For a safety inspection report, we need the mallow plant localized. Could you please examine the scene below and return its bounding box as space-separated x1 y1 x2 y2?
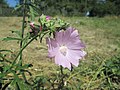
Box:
0 0 86 90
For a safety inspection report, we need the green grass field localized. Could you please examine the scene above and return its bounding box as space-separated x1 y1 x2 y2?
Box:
0 16 120 89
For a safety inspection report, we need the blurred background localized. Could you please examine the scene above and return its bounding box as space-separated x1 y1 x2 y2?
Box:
0 0 120 17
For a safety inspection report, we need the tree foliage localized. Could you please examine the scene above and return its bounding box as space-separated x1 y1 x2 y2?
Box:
0 0 9 8
1 0 120 17
30 0 119 17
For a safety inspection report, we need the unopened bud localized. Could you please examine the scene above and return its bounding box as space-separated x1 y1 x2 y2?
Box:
46 16 51 21
30 22 34 27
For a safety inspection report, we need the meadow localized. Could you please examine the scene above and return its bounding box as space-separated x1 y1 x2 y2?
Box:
0 16 120 89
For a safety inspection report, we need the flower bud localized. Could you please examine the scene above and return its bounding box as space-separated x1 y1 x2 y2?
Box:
46 16 51 21
30 22 34 27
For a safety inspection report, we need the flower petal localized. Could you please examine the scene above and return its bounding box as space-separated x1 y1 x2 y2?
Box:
67 55 79 67
62 27 75 44
67 49 86 60
66 39 85 50
46 37 58 57
46 26 86 70
55 51 71 70
63 27 85 49
55 31 64 45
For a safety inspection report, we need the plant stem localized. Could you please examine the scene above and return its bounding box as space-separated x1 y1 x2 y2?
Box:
11 34 39 68
60 65 64 76
16 82 20 90
20 0 26 66
19 0 27 84
58 66 64 89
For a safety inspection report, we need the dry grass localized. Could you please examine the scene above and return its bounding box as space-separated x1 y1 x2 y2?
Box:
0 16 120 73
0 16 120 89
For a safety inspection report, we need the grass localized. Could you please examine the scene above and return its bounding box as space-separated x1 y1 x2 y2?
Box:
0 16 120 89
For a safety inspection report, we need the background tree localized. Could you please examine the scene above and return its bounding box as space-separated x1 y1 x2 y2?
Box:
1 0 120 17
0 0 14 16
0 0 9 8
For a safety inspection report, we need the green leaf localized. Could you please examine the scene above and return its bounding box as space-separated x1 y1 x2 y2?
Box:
29 5 35 21
22 34 30 46
18 80 30 90
10 71 31 90
3 64 11 72
0 49 12 53
30 4 40 15
2 37 22 41
29 4 39 21
13 4 22 12
15 64 32 71
11 30 21 37
0 73 5 78
0 52 12 63
40 14 47 24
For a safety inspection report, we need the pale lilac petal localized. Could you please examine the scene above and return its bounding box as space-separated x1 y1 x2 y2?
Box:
67 49 86 60
46 26 86 70
66 32 85 49
62 27 75 44
55 51 71 70
66 39 85 50
55 31 64 45
80 50 87 57
66 27 75 33
67 55 79 67
66 50 86 67
65 27 79 39
70 29 79 38
64 27 85 49
46 38 58 57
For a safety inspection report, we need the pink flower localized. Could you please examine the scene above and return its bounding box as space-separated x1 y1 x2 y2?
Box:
46 16 51 21
29 29 33 32
46 27 86 70
30 22 34 27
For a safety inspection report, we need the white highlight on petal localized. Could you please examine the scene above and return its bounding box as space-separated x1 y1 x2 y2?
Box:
59 45 68 56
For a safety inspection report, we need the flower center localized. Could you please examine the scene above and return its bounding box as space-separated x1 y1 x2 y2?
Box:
59 45 67 56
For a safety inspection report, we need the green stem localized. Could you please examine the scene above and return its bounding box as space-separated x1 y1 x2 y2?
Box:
19 0 27 84
3 34 40 85
20 0 26 66
16 82 20 90
60 65 64 76
61 66 64 87
11 34 39 85
58 66 64 89
10 34 39 68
